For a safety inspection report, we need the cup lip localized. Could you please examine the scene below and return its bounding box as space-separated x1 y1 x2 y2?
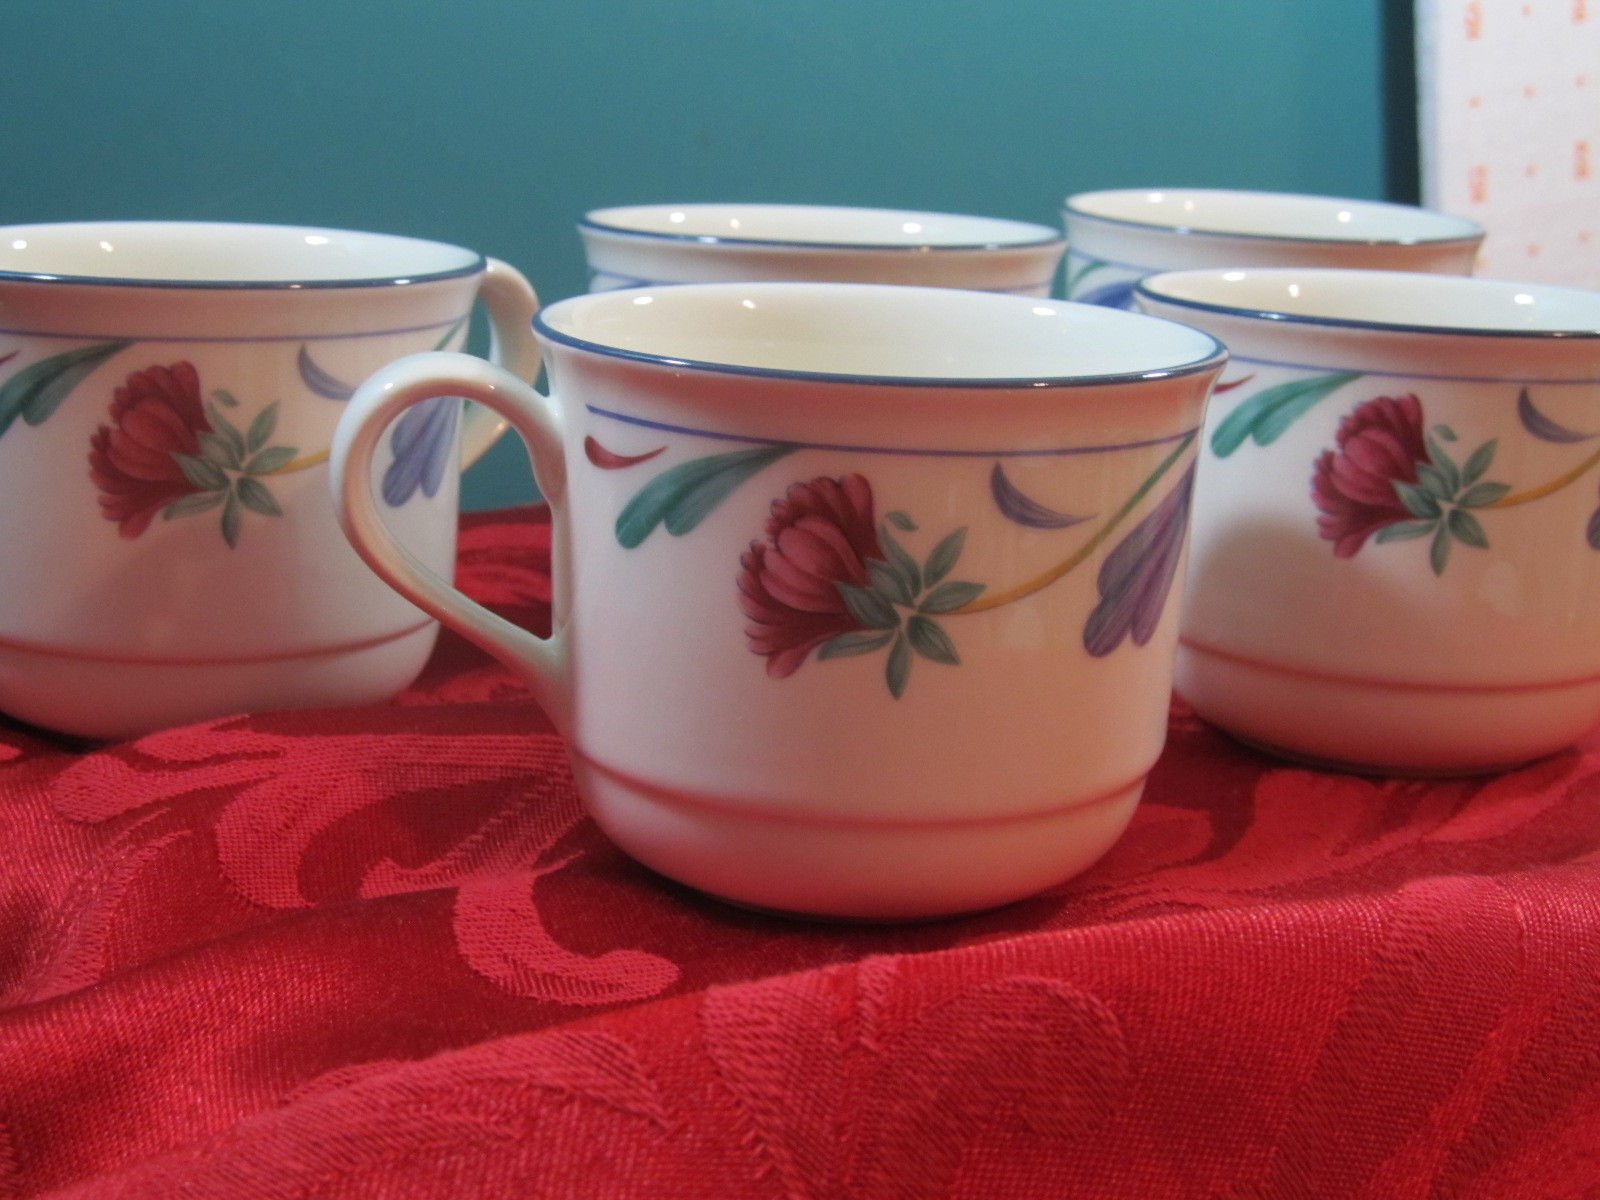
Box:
534 282 1228 390
0 221 487 290
578 204 1066 253
1063 188 1485 248
1136 269 1600 341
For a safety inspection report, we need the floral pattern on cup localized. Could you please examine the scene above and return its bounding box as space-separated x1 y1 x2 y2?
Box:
89 362 300 546
595 424 1202 697
1209 367 1600 577
738 475 983 697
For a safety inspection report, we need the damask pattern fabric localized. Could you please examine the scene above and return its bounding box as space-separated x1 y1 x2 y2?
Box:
1 506 1596 1198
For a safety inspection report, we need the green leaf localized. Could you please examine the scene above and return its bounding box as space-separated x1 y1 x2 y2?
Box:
837 582 900 630
1426 435 1460 494
1064 256 1109 295
246 402 278 454
1416 463 1454 501
880 528 922 595
817 630 895 660
1375 519 1438 544
0 340 131 437
174 453 229 492
162 491 226 520
923 527 967 587
918 580 986 613
1460 439 1498 487
244 445 297 475
1457 481 1511 508
1448 507 1489 549
885 510 917 532
205 403 247 460
885 632 911 699
197 432 242 468
1394 480 1442 520
906 615 959 665
1433 424 1458 441
236 476 283 517
432 318 468 352
213 389 240 408
868 560 915 607
220 490 242 549
615 445 794 548
1429 523 1452 576
1209 372 1362 457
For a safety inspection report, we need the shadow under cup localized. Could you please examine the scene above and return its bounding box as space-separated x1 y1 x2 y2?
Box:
333 284 1226 919
1137 268 1600 774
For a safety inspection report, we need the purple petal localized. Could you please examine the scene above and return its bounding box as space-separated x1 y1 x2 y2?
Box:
297 346 355 400
1083 462 1195 657
1518 387 1595 443
990 462 1093 529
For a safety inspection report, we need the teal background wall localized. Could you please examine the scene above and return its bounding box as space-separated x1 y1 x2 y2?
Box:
3 1 1395 510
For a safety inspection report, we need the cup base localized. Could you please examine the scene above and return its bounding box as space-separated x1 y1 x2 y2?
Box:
1176 638 1599 776
571 752 1144 921
0 622 439 741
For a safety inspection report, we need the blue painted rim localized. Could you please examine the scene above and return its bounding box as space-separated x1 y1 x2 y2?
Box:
0 223 486 291
534 288 1228 390
1136 277 1600 341
578 210 1066 253
1062 190 1484 248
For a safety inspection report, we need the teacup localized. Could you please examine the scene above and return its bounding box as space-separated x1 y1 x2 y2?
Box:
579 204 1066 295
1063 188 1483 308
0 221 539 740
330 283 1224 918
1137 268 1600 774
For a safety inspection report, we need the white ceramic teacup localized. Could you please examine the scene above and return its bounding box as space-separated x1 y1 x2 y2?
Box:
331 284 1224 919
1137 268 1600 774
579 204 1066 295
0 221 539 740
1063 188 1483 309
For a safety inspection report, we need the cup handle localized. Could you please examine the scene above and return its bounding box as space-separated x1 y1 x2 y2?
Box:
329 351 571 729
457 257 542 469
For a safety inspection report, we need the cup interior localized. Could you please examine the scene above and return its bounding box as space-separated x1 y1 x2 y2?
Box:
582 204 1062 250
0 222 483 287
1064 189 1482 246
1139 268 1600 336
537 283 1222 383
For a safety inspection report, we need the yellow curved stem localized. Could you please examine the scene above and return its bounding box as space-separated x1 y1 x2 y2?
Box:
1486 446 1600 508
272 449 330 474
957 432 1196 615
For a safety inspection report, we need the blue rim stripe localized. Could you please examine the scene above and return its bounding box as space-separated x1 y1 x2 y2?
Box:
1229 351 1600 386
579 213 1065 253
0 316 466 344
587 403 1199 456
1137 279 1600 341
587 270 1053 296
1062 191 1484 247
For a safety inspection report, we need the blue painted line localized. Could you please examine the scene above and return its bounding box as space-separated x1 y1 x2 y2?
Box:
0 317 466 344
1228 352 1600 386
586 404 1198 456
588 271 1053 296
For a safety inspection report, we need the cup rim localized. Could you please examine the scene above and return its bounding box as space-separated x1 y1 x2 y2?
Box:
1136 268 1600 341
534 282 1227 389
1063 188 1485 248
0 221 487 290
579 204 1066 253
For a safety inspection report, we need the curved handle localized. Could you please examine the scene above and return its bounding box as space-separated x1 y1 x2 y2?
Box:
458 257 543 469
330 351 571 729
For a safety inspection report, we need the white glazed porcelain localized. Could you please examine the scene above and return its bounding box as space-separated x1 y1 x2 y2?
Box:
1063 188 1483 309
579 204 1066 295
0 221 539 739
330 284 1225 919
1137 268 1600 774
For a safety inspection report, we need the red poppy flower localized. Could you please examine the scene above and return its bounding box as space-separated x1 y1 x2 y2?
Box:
738 474 885 677
1311 394 1428 557
88 362 214 538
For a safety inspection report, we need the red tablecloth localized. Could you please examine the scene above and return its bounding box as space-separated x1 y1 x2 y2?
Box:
2 505 1598 1198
